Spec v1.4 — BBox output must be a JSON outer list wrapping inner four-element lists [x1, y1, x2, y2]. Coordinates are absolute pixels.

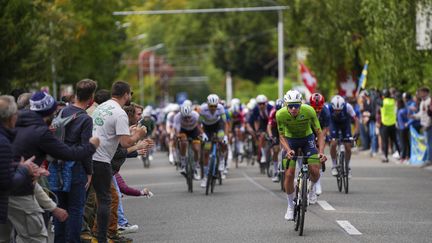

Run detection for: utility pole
[[226, 72, 232, 105]]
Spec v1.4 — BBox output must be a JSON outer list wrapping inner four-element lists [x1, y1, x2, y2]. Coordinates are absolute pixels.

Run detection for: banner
[[409, 126, 427, 165], [299, 62, 317, 93], [356, 60, 369, 96]]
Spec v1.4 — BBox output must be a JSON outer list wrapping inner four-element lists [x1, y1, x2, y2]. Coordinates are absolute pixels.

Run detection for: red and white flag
[[299, 62, 317, 93]]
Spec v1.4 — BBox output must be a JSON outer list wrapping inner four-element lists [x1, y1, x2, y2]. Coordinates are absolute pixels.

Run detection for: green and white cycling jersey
[[276, 104, 321, 139]]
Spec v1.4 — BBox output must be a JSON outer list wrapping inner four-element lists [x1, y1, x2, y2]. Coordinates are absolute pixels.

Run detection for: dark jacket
[[61, 105, 94, 175], [11, 110, 97, 196], [0, 124, 32, 223]]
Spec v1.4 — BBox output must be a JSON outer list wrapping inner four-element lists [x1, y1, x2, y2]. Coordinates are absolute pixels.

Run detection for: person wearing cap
[[3, 91, 100, 243]]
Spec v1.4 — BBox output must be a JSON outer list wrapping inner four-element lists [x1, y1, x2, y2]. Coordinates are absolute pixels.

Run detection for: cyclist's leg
[[341, 122, 353, 170], [178, 133, 188, 169], [282, 142, 297, 220], [329, 121, 339, 170], [271, 127, 280, 178]]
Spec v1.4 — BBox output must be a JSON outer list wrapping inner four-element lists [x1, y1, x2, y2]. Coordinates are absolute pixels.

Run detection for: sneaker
[[223, 168, 228, 175], [272, 173, 279, 182], [331, 167, 338, 176], [221, 173, 226, 180], [179, 166, 186, 176], [348, 169, 352, 179], [315, 180, 322, 196], [169, 153, 174, 165], [218, 163, 225, 172], [108, 234, 133, 243], [118, 223, 139, 235], [308, 190, 317, 205], [149, 155, 154, 161], [194, 168, 201, 180], [284, 206, 294, 221], [381, 157, 389, 163], [200, 177, 207, 188], [392, 151, 400, 160]]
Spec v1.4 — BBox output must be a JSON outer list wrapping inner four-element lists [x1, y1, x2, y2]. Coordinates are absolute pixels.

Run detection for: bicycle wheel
[[343, 157, 349, 194], [337, 152, 344, 192], [294, 178, 301, 231], [217, 153, 222, 185], [298, 174, 308, 236]]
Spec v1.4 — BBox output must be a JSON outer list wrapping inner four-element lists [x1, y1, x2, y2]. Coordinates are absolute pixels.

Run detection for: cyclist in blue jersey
[[328, 95, 359, 178]]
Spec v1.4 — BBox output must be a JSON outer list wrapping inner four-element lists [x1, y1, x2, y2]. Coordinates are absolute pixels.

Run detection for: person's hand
[[201, 133, 208, 142], [146, 138, 155, 149], [129, 125, 137, 134], [52, 207, 68, 222], [20, 156, 37, 176], [85, 175, 92, 191], [136, 126, 147, 139], [136, 140, 149, 150], [141, 188, 154, 198], [319, 153, 327, 163], [89, 137, 100, 148], [286, 150, 295, 160], [36, 167, 50, 177]]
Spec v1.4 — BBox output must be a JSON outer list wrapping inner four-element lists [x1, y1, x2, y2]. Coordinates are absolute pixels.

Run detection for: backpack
[[48, 109, 85, 192]]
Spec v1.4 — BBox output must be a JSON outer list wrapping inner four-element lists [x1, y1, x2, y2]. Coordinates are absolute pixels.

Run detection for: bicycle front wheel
[[337, 152, 344, 192], [187, 160, 193, 193], [298, 175, 308, 236], [343, 157, 349, 194]]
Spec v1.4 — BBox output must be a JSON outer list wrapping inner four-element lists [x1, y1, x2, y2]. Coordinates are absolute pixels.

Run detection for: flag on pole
[[299, 62, 317, 93], [356, 60, 369, 95]]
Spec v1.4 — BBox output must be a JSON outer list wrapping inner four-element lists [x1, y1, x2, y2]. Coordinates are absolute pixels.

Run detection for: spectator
[[87, 89, 110, 116], [396, 98, 410, 163], [90, 81, 146, 242], [362, 89, 379, 156], [17, 92, 32, 110], [412, 87, 431, 166], [53, 79, 98, 243], [7, 91, 99, 242], [0, 95, 35, 226], [379, 89, 400, 163]]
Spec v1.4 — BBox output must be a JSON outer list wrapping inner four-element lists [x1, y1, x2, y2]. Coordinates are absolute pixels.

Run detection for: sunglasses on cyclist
[[287, 103, 301, 109], [258, 102, 266, 106], [209, 105, 217, 108]]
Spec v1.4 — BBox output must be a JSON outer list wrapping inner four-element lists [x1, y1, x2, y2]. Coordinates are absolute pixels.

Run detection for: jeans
[[369, 122, 378, 154], [54, 163, 87, 243], [92, 161, 112, 243], [425, 126, 432, 162], [113, 176, 128, 226], [360, 122, 370, 150]]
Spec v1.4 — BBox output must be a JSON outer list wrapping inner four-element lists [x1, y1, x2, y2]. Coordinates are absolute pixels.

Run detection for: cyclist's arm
[[314, 127, 325, 155], [347, 103, 360, 136], [279, 134, 291, 152]]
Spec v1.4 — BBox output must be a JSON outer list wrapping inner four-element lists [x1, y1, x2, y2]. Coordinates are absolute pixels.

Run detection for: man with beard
[[91, 81, 147, 243]]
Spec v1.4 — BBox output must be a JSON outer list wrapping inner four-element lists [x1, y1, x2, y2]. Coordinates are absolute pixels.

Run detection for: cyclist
[[228, 98, 246, 159], [267, 98, 284, 182], [328, 95, 360, 178], [174, 104, 204, 180], [247, 94, 273, 168], [166, 104, 180, 165], [309, 93, 331, 195], [199, 94, 229, 188], [276, 90, 326, 220]]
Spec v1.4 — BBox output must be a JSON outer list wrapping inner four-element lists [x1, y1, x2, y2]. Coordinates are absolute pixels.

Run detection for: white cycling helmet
[[231, 98, 241, 106], [207, 94, 219, 105], [331, 95, 345, 110], [284, 90, 302, 104], [232, 104, 240, 112], [180, 104, 192, 117], [268, 100, 275, 107], [183, 99, 192, 107], [256, 94, 268, 103], [172, 104, 180, 112], [247, 98, 257, 110]]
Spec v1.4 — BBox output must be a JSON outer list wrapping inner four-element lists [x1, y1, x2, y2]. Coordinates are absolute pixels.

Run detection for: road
[[119, 149, 432, 243]]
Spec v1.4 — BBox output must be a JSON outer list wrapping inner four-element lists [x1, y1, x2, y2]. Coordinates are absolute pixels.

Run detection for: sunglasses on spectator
[[287, 103, 301, 109]]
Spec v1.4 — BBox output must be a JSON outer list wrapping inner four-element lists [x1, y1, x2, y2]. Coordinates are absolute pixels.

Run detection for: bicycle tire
[[217, 153, 222, 186], [299, 174, 308, 236], [206, 172, 212, 195], [343, 157, 349, 194], [337, 152, 344, 192], [294, 180, 300, 231]]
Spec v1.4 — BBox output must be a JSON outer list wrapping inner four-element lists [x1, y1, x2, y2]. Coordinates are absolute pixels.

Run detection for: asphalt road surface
[[119, 150, 432, 243]]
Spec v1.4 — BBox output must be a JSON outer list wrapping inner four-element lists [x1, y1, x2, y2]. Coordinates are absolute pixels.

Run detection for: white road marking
[[336, 220, 362, 235], [241, 171, 283, 200], [317, 200, 335, 210]]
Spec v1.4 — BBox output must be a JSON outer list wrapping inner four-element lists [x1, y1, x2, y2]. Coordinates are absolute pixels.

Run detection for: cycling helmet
[[268, 100, 275, 107], [309, 93, 325, 111], [247, 98, 257, 110], [275, 99, 284, 110], [180, 104, 192, 117], [284, 90, 302, 104], [183, 99, 192, 107], [232, 104, 240, 112], [172, 104, 180, 112], [256, 94, 268, 103], [231, 98, 241, 106], [331, 95, 345, 110], [207, 94, 219, 105]]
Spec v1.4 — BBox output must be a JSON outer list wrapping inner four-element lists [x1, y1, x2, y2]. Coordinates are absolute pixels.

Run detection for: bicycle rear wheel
[[298, 175, 308, 236], [337, 152, 344, 192], [294, 179, 300, 231], [187, 160, 193, 193]]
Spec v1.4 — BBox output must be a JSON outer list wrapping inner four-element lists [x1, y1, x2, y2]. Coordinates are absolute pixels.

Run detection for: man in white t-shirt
[[91, 81, 147, 243]]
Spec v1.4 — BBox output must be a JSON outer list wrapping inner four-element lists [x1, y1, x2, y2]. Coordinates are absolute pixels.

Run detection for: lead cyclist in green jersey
[[276, 90, 327, 220]]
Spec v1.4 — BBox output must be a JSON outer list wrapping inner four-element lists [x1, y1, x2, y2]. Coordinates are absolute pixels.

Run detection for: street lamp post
[[138, 43, 164, 105]]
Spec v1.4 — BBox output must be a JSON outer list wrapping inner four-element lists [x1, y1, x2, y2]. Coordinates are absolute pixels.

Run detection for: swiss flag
[[299, 62, 317, 93]]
